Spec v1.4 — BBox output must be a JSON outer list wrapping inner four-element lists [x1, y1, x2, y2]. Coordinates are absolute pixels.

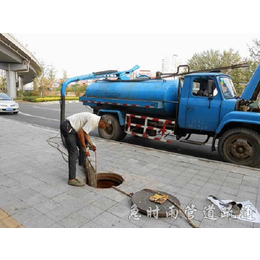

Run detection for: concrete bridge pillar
[[6, 70, 17, 98], [18, 76, 24, 91], [0, 62, 29, 99]]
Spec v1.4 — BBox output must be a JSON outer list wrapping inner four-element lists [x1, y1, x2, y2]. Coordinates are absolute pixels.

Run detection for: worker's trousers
[[60, 120, 86, 180]]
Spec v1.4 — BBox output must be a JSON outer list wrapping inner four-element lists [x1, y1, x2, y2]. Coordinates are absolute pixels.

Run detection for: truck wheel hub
[[105, 125, 113, 135], [231, 141, 251, 159]]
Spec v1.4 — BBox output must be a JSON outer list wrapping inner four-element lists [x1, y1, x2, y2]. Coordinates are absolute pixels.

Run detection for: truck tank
[[81, 79, 180, 118]]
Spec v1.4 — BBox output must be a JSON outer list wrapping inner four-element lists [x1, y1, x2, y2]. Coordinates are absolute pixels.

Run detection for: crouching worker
[[60, 112, 111, 187]]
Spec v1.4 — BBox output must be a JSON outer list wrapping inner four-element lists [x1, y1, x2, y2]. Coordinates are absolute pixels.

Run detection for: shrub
[[23, 96, 40, 102], [23, 90, 41, 97], [22, 96, 79, 102]]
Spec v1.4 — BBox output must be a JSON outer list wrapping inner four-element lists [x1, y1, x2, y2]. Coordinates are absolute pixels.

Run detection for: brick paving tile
[[0, 208, 24, 228]]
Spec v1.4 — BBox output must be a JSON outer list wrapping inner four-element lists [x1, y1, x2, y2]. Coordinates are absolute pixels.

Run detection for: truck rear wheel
[[98, 114, 126, 141], [218, 128, 260, 167]]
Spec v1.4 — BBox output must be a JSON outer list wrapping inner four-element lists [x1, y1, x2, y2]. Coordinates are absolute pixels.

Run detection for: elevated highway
[[0, 33, 42, 98]]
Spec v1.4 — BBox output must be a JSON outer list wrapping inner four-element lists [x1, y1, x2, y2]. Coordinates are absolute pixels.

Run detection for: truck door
[[185, 77, 222, 132]]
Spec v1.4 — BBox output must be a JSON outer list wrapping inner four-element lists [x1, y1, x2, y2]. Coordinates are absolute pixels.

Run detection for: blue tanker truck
[[61, 64, 260, 167]]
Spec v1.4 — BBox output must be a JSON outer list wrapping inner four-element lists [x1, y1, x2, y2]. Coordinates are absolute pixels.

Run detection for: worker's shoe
[[68, 179, 85, 187]]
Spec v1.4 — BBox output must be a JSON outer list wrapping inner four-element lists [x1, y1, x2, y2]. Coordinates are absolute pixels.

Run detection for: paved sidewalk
[[1, 117, 260, 228]]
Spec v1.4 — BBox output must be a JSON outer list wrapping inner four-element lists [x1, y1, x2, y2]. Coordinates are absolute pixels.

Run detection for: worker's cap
[[101, 115, 112, 125]]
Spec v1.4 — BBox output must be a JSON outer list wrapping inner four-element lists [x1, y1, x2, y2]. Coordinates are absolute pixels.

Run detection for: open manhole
[[87, 172, 124, 189], [85, 158, 124, 189]]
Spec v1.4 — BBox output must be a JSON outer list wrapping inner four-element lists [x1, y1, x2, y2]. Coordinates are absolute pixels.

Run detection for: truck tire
[[98, 114, 126, 141], [218, 128, 260, 167]]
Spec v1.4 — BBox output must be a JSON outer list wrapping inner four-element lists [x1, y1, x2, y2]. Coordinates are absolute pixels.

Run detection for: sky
[[12, 33, 260, 79], [2, 0, 259, 79]]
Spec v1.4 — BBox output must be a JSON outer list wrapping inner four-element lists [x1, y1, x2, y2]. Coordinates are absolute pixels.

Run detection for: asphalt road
[[0, 101, 221, 162]]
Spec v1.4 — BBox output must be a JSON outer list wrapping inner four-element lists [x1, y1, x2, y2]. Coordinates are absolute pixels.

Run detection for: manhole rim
[[96, 172, 124, 183], [86, 172, 124, 189]]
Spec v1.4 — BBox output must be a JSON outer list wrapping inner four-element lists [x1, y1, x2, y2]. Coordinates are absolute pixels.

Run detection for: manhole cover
[[131, 189, 181, 218]]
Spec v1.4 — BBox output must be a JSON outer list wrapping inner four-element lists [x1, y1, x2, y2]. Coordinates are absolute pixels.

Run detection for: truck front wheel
[[98, 114, 126, 141], [218, 128, 260, 167]]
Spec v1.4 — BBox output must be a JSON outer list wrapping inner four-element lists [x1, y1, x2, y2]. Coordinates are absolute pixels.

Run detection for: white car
[[0, 93, 19, 114]]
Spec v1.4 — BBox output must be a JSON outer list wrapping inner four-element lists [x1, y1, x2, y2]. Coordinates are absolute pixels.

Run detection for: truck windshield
[[218, 77, 237, 99]]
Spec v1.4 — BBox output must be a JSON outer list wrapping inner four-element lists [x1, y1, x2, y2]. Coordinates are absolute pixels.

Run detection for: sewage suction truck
[[61, 63, 260, 167]]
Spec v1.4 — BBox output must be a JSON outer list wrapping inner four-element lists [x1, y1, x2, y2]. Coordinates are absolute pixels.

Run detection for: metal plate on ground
[[131, 189, 181, 218]]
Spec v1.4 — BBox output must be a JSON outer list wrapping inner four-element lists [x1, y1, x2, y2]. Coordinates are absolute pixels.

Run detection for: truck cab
[[178, 73, 237, 133]]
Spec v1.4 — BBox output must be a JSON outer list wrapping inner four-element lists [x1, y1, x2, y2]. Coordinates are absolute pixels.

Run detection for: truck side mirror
[[207, 80, 214, 97]]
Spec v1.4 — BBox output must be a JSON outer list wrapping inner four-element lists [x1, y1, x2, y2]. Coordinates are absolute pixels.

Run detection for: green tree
[[62, 70, 68, 80], [58, 69, 68, 90], [34, 61, 57, 96], [188, 49, 222, 69], [0, 70, 7, 92], [48, 65, 57, 86], [67, 83, 87, 96], [245, 39, 260, 81], [249, 39, 260, 66]]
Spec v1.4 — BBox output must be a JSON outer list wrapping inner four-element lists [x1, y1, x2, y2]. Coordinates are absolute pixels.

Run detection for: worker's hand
[[85, 151, 90, 157], [92, 145, 97, 152]]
